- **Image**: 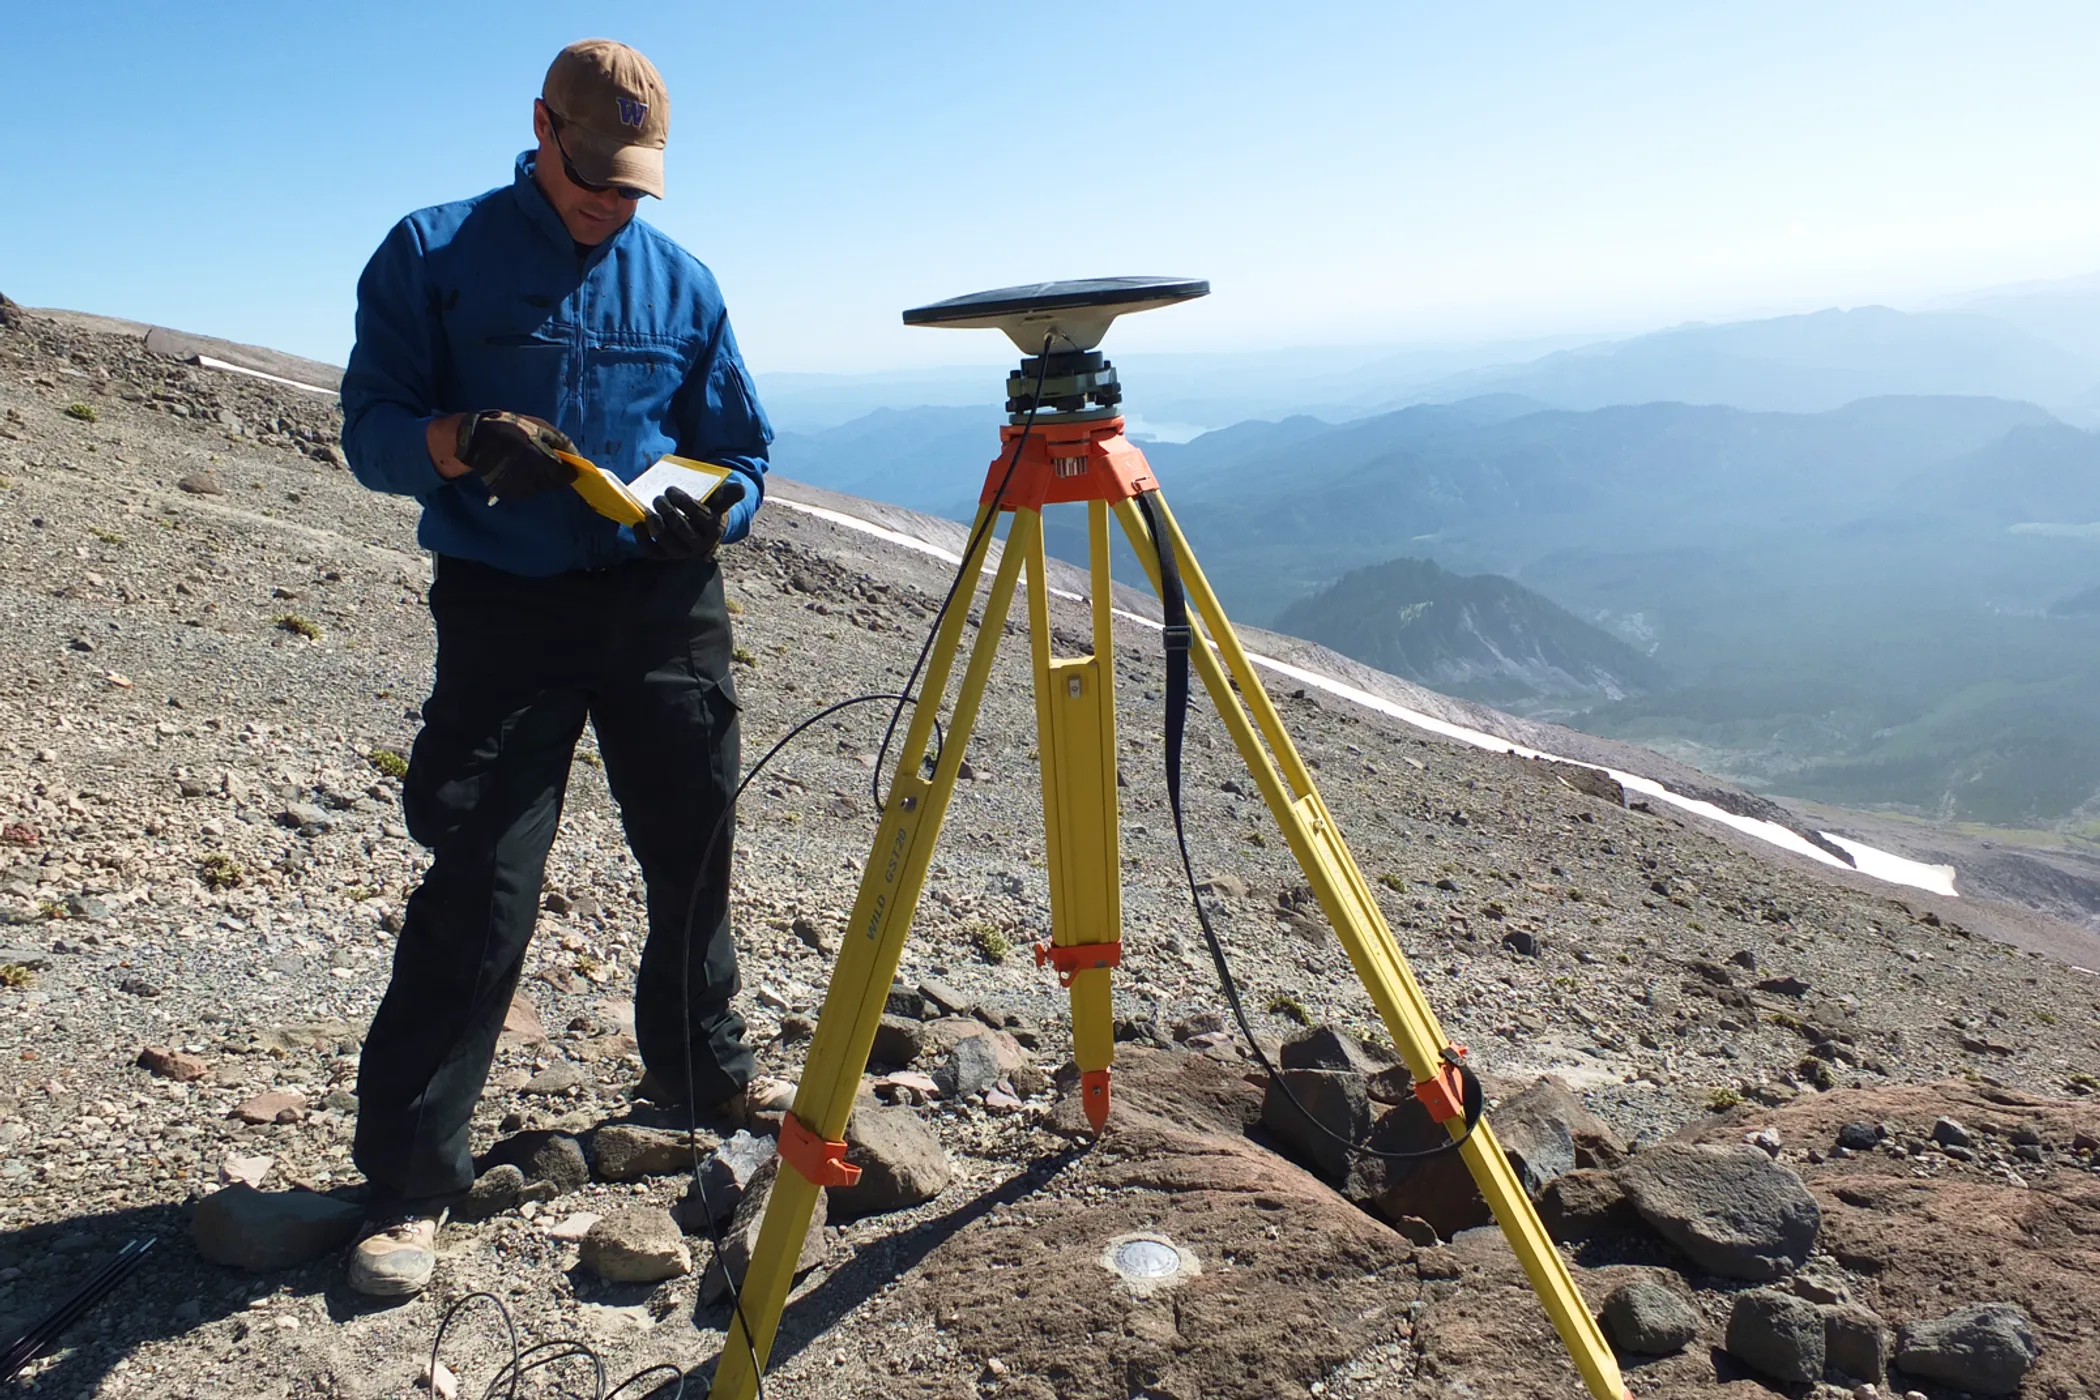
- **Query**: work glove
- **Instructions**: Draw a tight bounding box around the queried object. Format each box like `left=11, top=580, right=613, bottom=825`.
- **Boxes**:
left=638, top=479, right=746, bottom=561
left=456, top=411, right=579, bottom=501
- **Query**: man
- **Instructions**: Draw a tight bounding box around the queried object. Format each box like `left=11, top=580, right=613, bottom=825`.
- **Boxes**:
left=337, top=38, right=786, bottom=1299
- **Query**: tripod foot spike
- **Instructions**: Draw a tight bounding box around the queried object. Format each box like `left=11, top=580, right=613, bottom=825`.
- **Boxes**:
left=1080, top=1069, right=1111, bottom=1130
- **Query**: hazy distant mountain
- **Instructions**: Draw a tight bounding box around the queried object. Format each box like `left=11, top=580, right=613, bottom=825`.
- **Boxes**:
left=1272, top=557, right=1663, bottom=712
left=769, top=405, right=1004, bottom=518
left=1393, top=307, right=2100, bottom=418
left=1947, top=271, right=2100, bottom=364
left=754, top=334, right=1605, bottom=435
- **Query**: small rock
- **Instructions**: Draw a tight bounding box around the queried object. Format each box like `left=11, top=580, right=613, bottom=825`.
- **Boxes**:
left=137, top=1046, right=208, bottom=1082
left=1836, top=1122, right=1882, bottom=1151
left=191, top=1185, right=363, bottom=1271
left=229, top=1091, right=305, bottom=1125
left=455, top=1164, right=524, bottom=1221
left=177, top=472, right=224, bottom=496
left=592, top=1123, right=710, bottom=1182
left=419, top=1359, right=459, bottom=1400
left=117, top=974, right=161, bottom=998
left=478, top=1130, right=589, bottom=1195
left=544, top=1211, right=602, bottom=1243
left=1502, top=929, right=1539, bottom=957
left=934, top=1035, right=1003, bottom=1101
left=884, top=984, right=928, bottom=1020
left=700, top=1159, right=826, bottom=1302
left=673, top=1130, right=775, bottom=1232
left=790, top=915, right=827, bottom=953
left=498, top=995, right=548, bottom=1050
left=870, top=1013, right=930, bottom=1067
left=1727, top=1288, right=1826, bottom=1383
left=831, top=1105, right=951, bottom=1219
left=277, top=803, right=331, bottom=833
left=1894, top=1302, right=2040, bottom=1396
left=917, top=977, right=970, bottom=1017
left=1746, top=1126, right=1783, bottom=1157
left=1602, top=1277, right=1699, bottom=1356
left=1195, top=872, right=1248, bottom=899
left=1930, top=1117, right=1972, bottom=1149
left=219, top=1153, right=275, bottom=1188
left=777, top=1014, right=815, bottom=1043
left=1729, top=949, right=1759, bottom=972
left=65, top=894, right=111, bottom=923
left=520, top=1062, right=585, bottom=1097
left=1824, top=1302, right=1890, bottom=1384
left=2009, top=1123, right=2042, bottom=1147
left=579, top=1208, right=691, bottom=1283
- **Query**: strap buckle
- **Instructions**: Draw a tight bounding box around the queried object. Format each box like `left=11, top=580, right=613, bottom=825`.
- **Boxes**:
left=1160, top=623, right=1194, bottom=653
left=777, top=1111, right=861, bottom=1189
left=1034, top=940, right=1123, bottom=988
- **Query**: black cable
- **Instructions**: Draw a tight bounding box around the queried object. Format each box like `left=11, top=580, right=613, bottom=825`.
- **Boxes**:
left=430, top=1290, right=687, bottom=1400
left=869, top=331, right=1057, bottom=812
left=0, top=1237, right=157, bottom=1380
left=1133, top=490, right=1483, bottom=1162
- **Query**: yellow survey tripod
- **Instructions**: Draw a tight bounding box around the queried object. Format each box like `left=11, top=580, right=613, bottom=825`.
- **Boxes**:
left=708, top=281, right=1629, bottom=1400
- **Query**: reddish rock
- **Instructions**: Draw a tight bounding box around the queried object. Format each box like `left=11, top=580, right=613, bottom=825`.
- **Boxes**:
left=229, top=1091, right=306, bottom=1124
left=137, top=1046, right=208, bottom=1082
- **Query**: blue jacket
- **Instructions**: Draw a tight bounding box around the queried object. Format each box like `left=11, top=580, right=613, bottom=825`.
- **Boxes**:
left=341, top=153, right=771, bottom=576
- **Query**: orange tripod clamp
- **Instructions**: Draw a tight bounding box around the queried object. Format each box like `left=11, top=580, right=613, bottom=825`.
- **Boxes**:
left=1034, top=939, right=1122, bottom=989
left=1413, top=1045, right=1472, bottom=1124
left=778, top=1111, right=860, bottom=1189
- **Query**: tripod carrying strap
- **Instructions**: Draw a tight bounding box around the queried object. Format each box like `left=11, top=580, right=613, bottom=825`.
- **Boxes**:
left=1132, top=490, right=1484, bottom=1159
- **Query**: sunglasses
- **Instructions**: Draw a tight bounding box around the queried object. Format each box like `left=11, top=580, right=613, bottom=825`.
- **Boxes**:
left=547, top=111, right=650, bottom=202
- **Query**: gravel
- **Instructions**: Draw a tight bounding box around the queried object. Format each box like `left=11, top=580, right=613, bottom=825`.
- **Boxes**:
left=3, top=303, right=2099, bottom=1395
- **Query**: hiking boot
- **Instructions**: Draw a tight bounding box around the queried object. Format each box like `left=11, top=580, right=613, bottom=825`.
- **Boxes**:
left=346, top=1206, right=443, bottom=1298
left=718, top=1074, right=797, bottom=1126
left=633, top=1071, right=796, bottom=1126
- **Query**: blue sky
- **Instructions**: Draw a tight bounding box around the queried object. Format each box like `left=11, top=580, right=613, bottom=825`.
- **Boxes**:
left=4, top=2, right=2098, bottom=371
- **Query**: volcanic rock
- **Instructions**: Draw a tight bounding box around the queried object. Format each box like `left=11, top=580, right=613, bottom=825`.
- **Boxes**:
left=1618, top=1142, right=1820, bottom=1280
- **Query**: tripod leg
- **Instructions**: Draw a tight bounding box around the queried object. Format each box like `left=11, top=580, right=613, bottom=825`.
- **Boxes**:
left=1113, top=493, right=1630, bottom=1400
left=1021, top=504, right=1121, bottom=1128
left=708, top=507, right=1029, bottom=1400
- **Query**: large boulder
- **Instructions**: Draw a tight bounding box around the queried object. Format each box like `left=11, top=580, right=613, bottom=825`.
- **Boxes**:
left=1259, top=1068, right=1374, bottom=1185
left=191, top=1185, right=363, bottom=1271
left=830, top=1104, right=951, bottom=1219
left=1896, top=1303, right=2041, bottom=1396
left=1491, top=1076, right=1618, bottom=1194
left=1726, top=1289, right=1826, bottom=1384
left=1278, top=1025, right=1393, bottom=1075
left=1618, top=1142, right=1819, bottom=1280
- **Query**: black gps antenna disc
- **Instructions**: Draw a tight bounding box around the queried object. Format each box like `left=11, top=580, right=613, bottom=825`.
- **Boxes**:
left=903, top=277, right=1209, bottom=352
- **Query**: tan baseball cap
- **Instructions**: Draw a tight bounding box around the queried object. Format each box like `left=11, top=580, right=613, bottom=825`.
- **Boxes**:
left=541, top=39, right=670, bottom=198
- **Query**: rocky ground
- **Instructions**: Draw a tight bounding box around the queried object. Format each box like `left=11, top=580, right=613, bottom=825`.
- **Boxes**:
left=0, top=297, right=2096, bottom=1398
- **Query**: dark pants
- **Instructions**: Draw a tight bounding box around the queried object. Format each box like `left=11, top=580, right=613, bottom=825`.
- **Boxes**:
left=353, top=552, right=752, bottom=1201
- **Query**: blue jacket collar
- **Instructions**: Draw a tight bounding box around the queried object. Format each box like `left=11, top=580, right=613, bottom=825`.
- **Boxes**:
left=509, top=151, right=634, bottom=263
